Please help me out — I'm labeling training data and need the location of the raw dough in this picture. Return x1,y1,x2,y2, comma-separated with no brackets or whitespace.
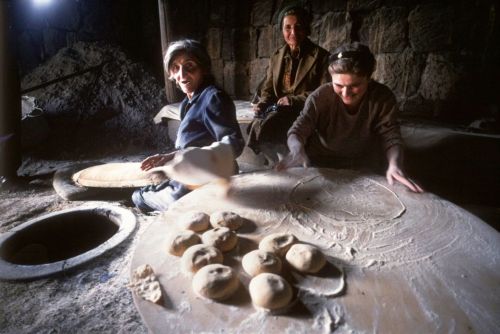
192,264,240,301
128,264,162,304
201,227,238,252
177,212,210,232
259,233,297,257
181,244,223,274
286,243,326,273
167,230,201,256
249,273,293,311
242,250,282,277
209,211,243,230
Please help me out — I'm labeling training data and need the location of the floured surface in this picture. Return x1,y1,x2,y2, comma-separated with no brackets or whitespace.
130,168,500,333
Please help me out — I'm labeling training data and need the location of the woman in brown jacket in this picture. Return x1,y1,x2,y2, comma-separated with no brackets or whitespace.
247,5,330,163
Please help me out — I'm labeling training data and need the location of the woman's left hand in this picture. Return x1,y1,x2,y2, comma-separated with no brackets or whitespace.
386,164,424,193
140,152,176,171
277,96,291,106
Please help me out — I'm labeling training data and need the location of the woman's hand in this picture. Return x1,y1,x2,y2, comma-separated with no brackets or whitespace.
140,152,176,171
277,96,291,106
275,134,309,171
386,163,423,193
385,146,423,193
275,150,309,171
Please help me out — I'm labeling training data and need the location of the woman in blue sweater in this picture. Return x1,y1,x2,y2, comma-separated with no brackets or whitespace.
132,39,244,212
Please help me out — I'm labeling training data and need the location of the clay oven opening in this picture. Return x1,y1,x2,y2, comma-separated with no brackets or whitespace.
1,211,118,265
0,205,136,281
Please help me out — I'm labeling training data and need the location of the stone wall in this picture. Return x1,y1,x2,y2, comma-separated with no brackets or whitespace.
13,0,500,128
187,0,499,127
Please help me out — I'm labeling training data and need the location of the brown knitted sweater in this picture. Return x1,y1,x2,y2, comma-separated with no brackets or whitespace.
288,81,403,168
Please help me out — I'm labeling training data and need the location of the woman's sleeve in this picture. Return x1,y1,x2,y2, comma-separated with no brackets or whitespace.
258,56,278,106
373,90,403,151
203,90,244,157
287,92,320,145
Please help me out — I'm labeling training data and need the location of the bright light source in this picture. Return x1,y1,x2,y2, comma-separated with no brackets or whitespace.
33,0,53,7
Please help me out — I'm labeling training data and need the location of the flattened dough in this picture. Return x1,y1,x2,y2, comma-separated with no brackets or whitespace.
167,230,201,256
201,227,238,252
72,162,166,188
210,211,243,230
286,243,326,273
181,244,223,274
177,211,210,232
259,233,297,257
192,264,240,300
242,250,282,277
249,273,293,311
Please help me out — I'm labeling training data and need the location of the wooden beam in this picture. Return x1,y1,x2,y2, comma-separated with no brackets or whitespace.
0,1,21,178
158,0,182,103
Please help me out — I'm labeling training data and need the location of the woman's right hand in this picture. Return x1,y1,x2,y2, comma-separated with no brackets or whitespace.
140,152,176,171
275,150,309,171
275,134,309,171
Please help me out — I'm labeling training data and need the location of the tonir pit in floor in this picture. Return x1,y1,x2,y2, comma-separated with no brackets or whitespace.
130,168,500,333
0,204,136,281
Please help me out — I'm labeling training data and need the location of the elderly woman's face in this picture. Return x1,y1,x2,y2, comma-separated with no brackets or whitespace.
282,15,306,50
331,72,370,109
169,53,203,98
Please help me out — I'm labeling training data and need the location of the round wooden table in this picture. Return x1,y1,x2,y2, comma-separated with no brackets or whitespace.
130,168,500,333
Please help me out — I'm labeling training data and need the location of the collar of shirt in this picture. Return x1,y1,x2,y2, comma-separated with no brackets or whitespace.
180,82,209,119
284,45,302,60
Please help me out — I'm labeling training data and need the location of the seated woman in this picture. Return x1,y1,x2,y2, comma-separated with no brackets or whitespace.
277,42,423,193
246,4,330,163
132,39,244,212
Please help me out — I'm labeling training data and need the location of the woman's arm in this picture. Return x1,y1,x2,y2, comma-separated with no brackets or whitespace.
254,54,279,114
204,90,244,157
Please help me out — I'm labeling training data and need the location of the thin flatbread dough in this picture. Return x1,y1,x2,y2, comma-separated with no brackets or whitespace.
72,162,167,188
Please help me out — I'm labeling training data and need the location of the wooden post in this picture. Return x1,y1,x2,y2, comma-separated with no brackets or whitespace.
158,0,182,103
0,1,21,178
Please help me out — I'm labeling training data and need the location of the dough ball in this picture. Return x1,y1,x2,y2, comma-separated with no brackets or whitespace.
181,244,223,274
192,264,240,301
210,211,243,230
167,230,201,256
259,233,297,257
285,243,326,273
201,227,238,252
177,211,210,232
249,273,293,311
242,250,282,277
